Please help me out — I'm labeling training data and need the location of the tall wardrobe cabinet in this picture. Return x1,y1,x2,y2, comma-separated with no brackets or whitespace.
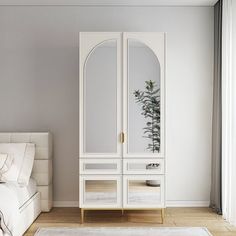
79,32,166,223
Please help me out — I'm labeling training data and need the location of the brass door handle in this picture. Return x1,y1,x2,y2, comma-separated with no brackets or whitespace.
120,132,125,143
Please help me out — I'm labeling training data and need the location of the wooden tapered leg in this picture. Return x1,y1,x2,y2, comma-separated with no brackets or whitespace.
161,208,165,224
80,208,84,224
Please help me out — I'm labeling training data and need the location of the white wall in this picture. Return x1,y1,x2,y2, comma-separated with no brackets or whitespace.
233,0,236,92
0,6,214,206
231,0,236,223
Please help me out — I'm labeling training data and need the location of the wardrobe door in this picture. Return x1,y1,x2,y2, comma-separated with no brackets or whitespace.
79,33,122,158
123,33,165,158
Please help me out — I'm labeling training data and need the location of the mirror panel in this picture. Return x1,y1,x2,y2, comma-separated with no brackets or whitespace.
84,180,117,204
85,163,117,170
128,163,161,171
128,179,161,205
123,159,164,175
84,40,117,153
80,159,121,174
128,163,147,170
128,39,161,154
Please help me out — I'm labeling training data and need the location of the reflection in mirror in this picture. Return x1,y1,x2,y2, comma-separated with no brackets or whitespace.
128,163,160,171
84,163,117,170
84,180,117,204
84,40,117,153
128,180,161,205
128,39,161,154
128,163,147,170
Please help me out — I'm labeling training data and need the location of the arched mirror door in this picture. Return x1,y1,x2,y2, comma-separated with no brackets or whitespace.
79,33,122,158
123,33,165,158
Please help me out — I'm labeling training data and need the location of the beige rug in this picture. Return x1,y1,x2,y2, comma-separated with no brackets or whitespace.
35,227,212,236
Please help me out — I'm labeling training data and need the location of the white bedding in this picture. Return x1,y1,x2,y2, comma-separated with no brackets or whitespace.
0,183,20,236
0,143,35,186
0,178,37,236
5,178,37,208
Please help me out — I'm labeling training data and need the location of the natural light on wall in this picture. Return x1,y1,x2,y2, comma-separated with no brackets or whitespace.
222,0,236,226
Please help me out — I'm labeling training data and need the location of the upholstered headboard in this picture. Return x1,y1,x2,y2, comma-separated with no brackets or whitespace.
0,132,53,212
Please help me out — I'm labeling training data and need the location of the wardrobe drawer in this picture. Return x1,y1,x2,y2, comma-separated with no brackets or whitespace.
80,159,122,174
123,159,164,175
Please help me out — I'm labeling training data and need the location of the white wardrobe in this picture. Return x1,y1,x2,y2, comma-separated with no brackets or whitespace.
79,32,166,223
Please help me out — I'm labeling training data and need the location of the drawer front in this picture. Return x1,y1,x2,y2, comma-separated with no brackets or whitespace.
123,175,165,208
123,159,164,175
80,159,122,174
79,175,122,208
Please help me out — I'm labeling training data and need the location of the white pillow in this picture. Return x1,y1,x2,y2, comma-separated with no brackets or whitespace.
0,153,13,175
0,143,35,186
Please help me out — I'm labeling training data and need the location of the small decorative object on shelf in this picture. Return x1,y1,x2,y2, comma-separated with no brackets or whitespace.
146,163,160,169
146,163,161,186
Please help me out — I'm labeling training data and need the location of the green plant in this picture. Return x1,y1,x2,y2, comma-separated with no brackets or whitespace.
134,80,160,153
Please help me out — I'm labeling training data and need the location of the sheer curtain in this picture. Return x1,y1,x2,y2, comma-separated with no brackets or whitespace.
222,0,236,226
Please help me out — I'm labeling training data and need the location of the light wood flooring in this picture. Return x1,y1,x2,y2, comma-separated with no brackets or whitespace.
25,207,236,236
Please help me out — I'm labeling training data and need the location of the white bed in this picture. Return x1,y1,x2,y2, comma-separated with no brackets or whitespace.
0,132,53,236
5,178,37,209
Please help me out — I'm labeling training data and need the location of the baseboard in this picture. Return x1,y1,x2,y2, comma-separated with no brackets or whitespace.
166,200,210,207
53,201,79,207
53,201,210,208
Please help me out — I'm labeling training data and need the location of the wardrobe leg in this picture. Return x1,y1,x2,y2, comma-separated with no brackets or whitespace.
161,208,165,224
80,208,84,224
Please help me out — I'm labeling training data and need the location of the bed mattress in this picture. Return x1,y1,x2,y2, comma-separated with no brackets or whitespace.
3,178,37,208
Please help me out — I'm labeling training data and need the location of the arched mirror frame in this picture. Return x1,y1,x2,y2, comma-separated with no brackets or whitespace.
123,32,166,158
79,32,122,158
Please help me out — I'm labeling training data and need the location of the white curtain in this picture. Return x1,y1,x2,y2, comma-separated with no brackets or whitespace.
222,0,236,225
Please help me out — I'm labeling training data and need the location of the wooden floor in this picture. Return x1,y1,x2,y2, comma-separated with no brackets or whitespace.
25,207,236,236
